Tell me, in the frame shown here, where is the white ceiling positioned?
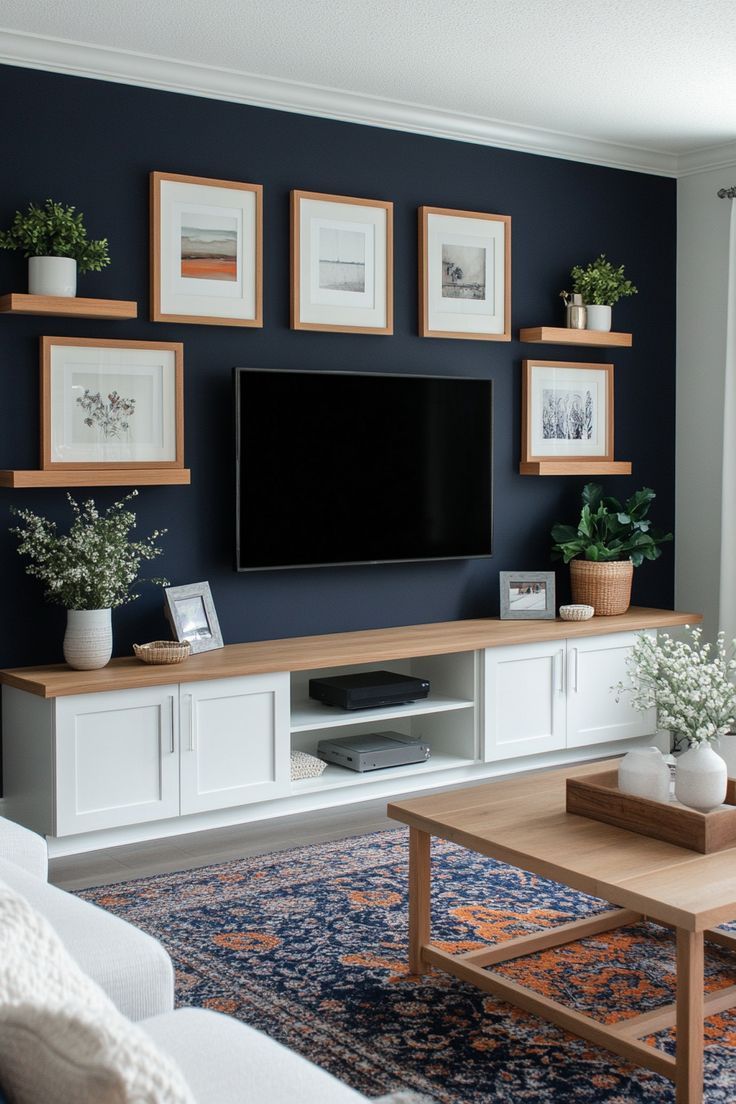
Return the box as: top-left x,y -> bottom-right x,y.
1,0 -> 736,174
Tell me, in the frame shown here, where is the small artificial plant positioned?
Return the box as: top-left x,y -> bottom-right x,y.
10,491 -> 167,611
551,482 -> 672,566
0,199 -> 110,273
569,254 -> 637,306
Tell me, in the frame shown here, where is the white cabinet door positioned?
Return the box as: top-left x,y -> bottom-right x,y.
55,686 -> 179,835
484,642 -> 566,761
180,673 -> 290,814
566,630 -> 656,748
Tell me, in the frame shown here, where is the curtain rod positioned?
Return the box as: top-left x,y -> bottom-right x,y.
718,187 -> 736,198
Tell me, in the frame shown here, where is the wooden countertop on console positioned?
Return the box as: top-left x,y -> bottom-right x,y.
0,607 -> 700,699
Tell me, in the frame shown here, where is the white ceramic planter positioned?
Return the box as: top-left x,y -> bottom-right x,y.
63,608 -> 112,670
28,256 -> 77,297
618,746 -> 670,802
674,743 -> 728,811
584,304 -> 612,332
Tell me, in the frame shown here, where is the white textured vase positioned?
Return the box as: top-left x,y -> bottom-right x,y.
584,304 -> 612,332
618,746 -> 671,802
674,743 -> 728,811
28,256 -> 77,297
63,608 -> 112,670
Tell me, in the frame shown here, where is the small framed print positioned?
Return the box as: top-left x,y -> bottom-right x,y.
150,171 -> 262,327
41,336 -> 183,470
419,206 -> 511,340
290,190 -> 393,334
500,571 -> 556,620
164,582 -> 223,654
521,360 -> 614,466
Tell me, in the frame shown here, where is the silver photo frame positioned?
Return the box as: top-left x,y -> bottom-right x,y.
499,571 -> 556,620
164,581 -> 223,653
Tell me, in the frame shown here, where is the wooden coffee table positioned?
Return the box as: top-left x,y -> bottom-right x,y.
387,761 -> 736,1104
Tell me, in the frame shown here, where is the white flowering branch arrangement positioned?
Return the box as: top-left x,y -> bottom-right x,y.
10,491 -> 168,611
616,628 -> 736,750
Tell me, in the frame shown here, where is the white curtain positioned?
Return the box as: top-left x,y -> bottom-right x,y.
719,198 -> 736,643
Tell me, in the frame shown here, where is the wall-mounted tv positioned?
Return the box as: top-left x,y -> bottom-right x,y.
235,368 -> 493,571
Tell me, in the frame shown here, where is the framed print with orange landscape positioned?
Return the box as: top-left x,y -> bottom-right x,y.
150,171 -> 262,327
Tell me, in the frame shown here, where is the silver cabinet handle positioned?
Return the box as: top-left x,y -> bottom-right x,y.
168,694 -> 175,754
185,693 -> 195,751
554,648 -> 564,694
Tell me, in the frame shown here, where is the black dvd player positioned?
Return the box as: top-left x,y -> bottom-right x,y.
308,670 -> 430,710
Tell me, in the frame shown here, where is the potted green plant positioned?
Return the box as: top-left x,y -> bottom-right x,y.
551,483 -> 672,616
0,199 -> 110,298
10,491 -> 167,670
569,253 -> 637,332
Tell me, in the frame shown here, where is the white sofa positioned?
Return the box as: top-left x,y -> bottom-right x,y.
0,815 -> 405,1104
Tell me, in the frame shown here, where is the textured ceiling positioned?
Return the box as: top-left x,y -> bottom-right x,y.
1,0 -> 735,154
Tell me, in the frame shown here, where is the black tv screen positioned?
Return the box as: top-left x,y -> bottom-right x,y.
235,368 -> 493,571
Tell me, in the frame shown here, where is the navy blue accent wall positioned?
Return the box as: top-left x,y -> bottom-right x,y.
0,64 -> 676,668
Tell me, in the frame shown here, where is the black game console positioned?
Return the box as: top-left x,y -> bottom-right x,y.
308,670 -> 430,711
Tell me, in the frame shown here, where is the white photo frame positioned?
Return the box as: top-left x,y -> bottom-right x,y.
291,190 -> 393,334
419,206 -> 511,340
41,336 -> 184,470
151,171 -> 262,327
164,582 -> 223,654
521,360 -> 614,464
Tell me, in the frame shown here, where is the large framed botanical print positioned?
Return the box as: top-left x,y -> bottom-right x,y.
521,359 -> 614,467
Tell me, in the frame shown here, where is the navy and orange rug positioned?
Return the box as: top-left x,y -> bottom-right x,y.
79,829 -> 736,1103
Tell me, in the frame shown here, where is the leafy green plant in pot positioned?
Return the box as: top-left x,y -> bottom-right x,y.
569,253 -> 637,333
551,483 -> 672,616
0,199 -> 110,298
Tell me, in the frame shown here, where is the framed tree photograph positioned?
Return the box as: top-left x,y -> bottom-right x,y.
499,571 -> 556,620
41,336 -> 184,470
419,206 -> 511,340
164,582 -> 223,654
521,359 -> 614,467
291,190 -> 393,334
150,171 -> 262,327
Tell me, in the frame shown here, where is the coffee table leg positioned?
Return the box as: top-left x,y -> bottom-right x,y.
408,827 -> 431,975
676,929 -> 704,1104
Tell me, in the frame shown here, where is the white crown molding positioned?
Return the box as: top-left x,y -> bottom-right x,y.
0,28 -> 685,177
676,139 -> 736,178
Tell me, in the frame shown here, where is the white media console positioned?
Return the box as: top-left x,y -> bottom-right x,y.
0,608 -> 697,856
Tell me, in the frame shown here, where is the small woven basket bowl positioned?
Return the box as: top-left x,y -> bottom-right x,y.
558,604 -> 595,622
133,640 -> 191,665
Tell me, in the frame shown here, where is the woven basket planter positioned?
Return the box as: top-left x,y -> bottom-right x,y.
569,559 -> 634,617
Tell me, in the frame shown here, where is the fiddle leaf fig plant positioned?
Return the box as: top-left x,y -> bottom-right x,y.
570,254 -> 637,306
551,482 -> 672,568
0,199 -> 110,273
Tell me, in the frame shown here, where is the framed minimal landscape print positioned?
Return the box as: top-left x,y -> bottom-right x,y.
41,336 -> 184,470
291,190 -> 393,334
150,171 -> 262,327
164,582 -> 223,654
419,206 -> 511,340
521,359 -> 614,468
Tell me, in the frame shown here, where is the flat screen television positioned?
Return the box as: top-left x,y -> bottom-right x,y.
235,368 -> 493,571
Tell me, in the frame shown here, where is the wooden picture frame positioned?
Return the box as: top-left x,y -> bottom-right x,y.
150,171 -> 263,327
521,359 -> 615,467
164,581 -> 223,654
290,190 -> 393,334
40,336 -> 184,470
499,570 -> 556,620
419,205 -> 511,341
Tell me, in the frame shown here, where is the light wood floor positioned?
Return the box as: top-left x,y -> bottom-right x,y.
48,795 -> 405,892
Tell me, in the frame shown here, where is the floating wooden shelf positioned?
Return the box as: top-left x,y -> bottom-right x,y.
519,460 -> 632,476
519,326 -> 632,348
0,293 -> 138,320
0,469 -> 191,488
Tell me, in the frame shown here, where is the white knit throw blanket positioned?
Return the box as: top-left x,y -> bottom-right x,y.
0,878 -> 195,1104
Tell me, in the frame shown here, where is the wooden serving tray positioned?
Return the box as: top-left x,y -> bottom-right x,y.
566,769 -> 736,854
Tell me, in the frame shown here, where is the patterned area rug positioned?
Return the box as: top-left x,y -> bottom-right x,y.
78,829 -> 736,1103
